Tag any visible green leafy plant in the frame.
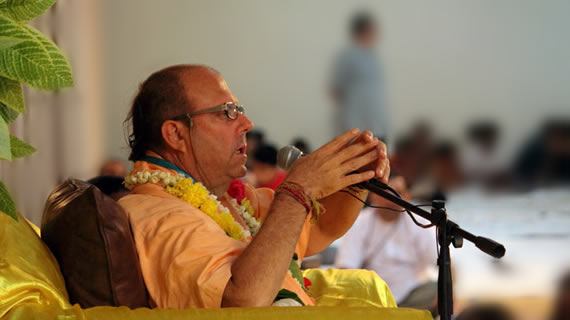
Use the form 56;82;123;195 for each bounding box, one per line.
0;0;73;221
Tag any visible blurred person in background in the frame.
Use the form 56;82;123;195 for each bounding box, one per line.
292;137;311;154
426;141;465;201
390;122;440;200
330;12;388;141
461;121;508;188
514;119;570;187
100;159;128;177
87;176;131;201
250;144;286;190
550;270;570;320
245;130;264;169
335;176;438;315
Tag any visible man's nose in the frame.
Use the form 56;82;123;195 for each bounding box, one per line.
238;114;254;133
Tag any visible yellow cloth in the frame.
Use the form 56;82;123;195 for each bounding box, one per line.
0;210;431;320
119;160;315;308
0;212;72;318
303;269;397;307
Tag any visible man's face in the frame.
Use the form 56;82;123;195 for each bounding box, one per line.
182;71;254;188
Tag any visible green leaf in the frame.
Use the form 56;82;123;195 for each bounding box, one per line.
0;180;18;221
274;289;304;306
0;15;73;90
10;134;34;158
0;103;18;123
0;35;24;50
0;0;56;22
0;76;24;112
0;115;11;160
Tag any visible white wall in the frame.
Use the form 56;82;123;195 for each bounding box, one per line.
102;0;570;163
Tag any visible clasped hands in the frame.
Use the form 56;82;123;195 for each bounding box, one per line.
285;128;390;200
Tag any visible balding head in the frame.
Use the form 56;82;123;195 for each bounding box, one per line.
125;64;220;161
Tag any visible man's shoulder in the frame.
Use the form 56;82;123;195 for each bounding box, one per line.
118;193;205;230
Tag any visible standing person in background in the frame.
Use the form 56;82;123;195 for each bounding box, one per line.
330;12;388;141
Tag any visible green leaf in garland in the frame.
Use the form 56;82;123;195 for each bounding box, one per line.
0;103;18;123
0;76;24;112
0;180;18;221
274;288;304;306
0;35;24;50
0;0;56;22
0;115;11;160
10;134;34;158
0;15;73;90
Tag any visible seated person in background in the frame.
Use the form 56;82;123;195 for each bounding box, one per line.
100;159;128;177
245;130;264;169
87;176;131;201
292;137;312;154
119;64;392;308
461;121;507;187
250;144;286;190
335;176;438;314
514;119;570;187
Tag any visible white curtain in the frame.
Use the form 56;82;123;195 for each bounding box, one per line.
0;0;103;226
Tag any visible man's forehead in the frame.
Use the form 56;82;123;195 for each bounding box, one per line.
181;68;237;109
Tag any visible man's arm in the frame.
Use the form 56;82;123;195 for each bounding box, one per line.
222;193;308;307
305;188;368;257
222;129;381;307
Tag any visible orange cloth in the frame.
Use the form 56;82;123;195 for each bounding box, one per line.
119;160;314;309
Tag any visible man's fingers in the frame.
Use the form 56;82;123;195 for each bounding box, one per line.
342;170;375;187
341;149;378;173
336;137;379;164
380;162;391;183
318;128;361;155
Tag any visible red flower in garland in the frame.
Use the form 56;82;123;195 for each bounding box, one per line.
303;277;312;290
227;179;246;202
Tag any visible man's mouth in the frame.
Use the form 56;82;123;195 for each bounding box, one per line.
237;145;246;154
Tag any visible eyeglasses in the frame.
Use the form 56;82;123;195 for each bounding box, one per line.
171;102;245;122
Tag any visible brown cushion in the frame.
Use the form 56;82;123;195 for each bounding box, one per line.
41;178;150;308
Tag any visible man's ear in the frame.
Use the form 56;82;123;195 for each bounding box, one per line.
161;120;188;152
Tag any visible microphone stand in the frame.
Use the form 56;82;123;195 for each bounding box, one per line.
354;180;506;320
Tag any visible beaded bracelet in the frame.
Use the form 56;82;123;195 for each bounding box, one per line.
276;181;325;223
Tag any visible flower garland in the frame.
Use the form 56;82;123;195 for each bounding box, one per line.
124;171;260;241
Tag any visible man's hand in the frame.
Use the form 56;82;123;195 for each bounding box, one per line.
285;128;382;200
349;130;390;183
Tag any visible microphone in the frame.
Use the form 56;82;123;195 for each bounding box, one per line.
277;145;304;170
277;145;390;190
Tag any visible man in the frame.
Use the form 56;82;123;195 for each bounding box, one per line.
335;176;438;314
330;13;388;140
119;65;391;308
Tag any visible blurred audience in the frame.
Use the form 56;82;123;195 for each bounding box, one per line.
330;12;388;139
429;141;465;200
514;119;570;187
100;159;128;177
292;137;312;154
461;121;508;187
550;270;570;320
246;130;265;169
335;176;438;315
87;176;131;201
250;144;286;190
456;303;515;320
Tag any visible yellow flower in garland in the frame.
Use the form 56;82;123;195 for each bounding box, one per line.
166;178;246;241
241;199;255;217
